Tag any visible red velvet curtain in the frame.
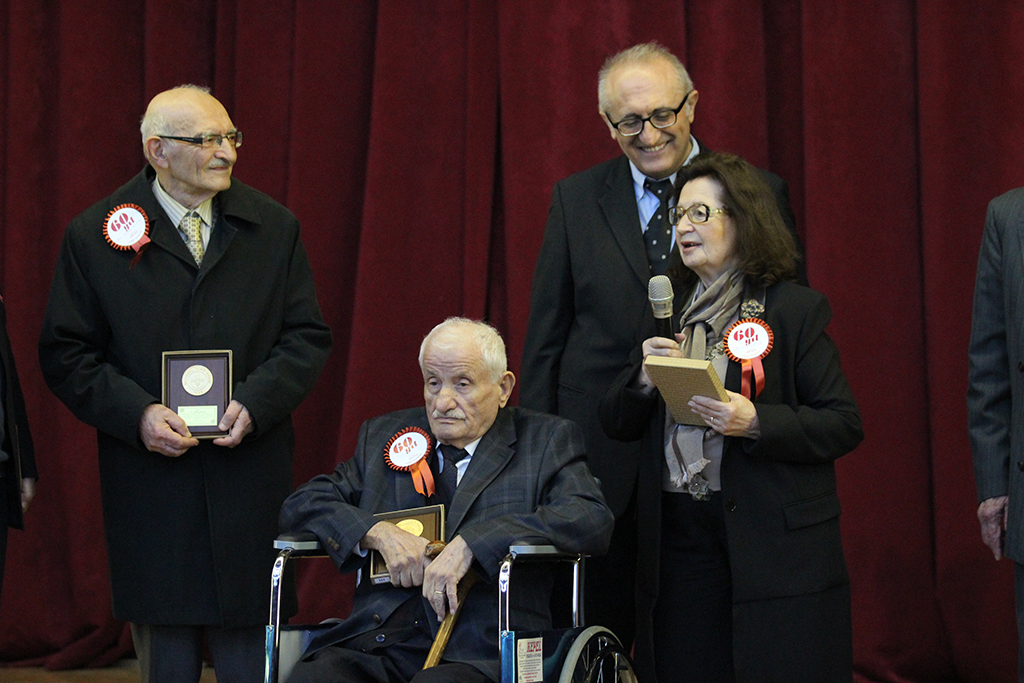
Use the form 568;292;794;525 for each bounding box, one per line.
1;1;1019;681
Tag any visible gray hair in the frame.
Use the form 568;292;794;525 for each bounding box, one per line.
597;42;693;113
139;84;212;142
419;317;507;382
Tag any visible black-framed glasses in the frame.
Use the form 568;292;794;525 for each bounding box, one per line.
605;91;692;137
670;203;728;225
159;130;243;149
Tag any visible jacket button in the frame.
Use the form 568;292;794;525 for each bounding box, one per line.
1018;462;1024;472
726;499;737;512
1018;361;1024;373
376;634;386;643
372;614;382;624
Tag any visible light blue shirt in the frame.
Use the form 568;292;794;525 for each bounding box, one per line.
629;135;701;249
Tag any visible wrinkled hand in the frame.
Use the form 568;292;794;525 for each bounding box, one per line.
213;400;253;448
362;521;431;588
978;496;1009;560
140;404;199;457
423;535;475;621
638;335;684;388
21;477;36;513
689;390;760;438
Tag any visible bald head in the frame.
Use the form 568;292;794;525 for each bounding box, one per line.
141;85;238;209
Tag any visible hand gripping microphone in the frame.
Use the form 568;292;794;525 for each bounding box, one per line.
648;275;674;339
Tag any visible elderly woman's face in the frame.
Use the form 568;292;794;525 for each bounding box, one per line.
675;177;738;286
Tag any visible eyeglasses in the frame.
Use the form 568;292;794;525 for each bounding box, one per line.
158;130;243;148
605;91;692;137
670;203;729;225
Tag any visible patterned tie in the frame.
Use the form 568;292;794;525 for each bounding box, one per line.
181;211;204;266
644;178;674;276
436;447;464;508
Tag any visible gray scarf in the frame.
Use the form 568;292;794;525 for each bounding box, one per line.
664;269;744;497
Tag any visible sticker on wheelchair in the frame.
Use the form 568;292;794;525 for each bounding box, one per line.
516;637;544;682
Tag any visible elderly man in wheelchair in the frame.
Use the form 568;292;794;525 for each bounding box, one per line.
274;318;620;683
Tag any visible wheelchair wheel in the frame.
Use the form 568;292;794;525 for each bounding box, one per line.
557;626;638;683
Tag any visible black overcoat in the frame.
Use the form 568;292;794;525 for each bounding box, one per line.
39;167;331;626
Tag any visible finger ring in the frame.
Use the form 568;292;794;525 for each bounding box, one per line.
434;590;444;593
710;416;715;424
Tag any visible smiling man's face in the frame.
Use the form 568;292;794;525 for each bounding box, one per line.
602;57;696;180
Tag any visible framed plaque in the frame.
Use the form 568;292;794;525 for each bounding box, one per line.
368;504;445;585
162;350;233;439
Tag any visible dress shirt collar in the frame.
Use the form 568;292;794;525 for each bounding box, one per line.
151;177;214;230
628;134;701;203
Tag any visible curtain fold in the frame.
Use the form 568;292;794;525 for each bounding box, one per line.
1;2;1018;680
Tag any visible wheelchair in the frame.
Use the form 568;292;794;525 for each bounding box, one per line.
265;532;637;683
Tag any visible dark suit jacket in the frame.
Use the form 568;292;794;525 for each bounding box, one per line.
599;281;862;683
39;166;332;625
520;149;800;516
1;295;35;531
969;187;1024;563
279;406;613;682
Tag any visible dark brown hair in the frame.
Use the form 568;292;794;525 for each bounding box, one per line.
671;151;799;287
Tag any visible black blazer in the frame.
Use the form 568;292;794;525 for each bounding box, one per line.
599;280;862;682
520;148;800;516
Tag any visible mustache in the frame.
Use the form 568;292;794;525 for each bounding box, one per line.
432;408;466;420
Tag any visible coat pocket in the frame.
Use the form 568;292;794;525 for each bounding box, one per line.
782;490;841;530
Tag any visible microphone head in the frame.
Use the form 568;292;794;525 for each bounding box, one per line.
648;275;673;302
648;275;674;320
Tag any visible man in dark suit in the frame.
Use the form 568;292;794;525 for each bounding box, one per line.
280;318;613;683
968;186;1024;680
520;42;799;645
39;85;331;683
0;293;37;601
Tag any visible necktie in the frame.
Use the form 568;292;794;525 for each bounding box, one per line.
181;211;204;266
644;178;674;276
436;447;464;507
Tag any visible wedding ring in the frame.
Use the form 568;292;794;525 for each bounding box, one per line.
710;416;715;424
434;590;444;593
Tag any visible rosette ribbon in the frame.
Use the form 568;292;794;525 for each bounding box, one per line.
384;427;436;497
723;318;774;401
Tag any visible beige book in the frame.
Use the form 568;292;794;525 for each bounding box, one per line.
644;355;730;426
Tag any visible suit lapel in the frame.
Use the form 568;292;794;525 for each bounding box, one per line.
444;409;516;537
598;156;652;288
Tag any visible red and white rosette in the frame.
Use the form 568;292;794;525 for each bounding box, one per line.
103;204;151;268
384;426;436;497
723;318;774;400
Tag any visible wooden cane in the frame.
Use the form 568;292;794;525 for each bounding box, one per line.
422;541;480;669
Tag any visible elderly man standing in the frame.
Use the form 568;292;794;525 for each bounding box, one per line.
519;42;800;645
38;85;331;683
280;318;613;683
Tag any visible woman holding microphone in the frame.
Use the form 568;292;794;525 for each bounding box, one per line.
600;152;862;683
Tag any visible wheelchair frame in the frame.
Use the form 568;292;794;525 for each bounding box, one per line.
265;533;635;683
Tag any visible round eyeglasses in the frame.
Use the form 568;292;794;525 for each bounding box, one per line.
670;203;729;225
158;131;243;149
605;91;692;137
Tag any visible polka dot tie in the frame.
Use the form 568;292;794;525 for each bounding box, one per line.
644;178;673;276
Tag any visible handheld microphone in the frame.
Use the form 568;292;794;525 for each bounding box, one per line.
648;275;674;339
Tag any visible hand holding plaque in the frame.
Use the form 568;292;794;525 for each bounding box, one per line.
162;350;233;438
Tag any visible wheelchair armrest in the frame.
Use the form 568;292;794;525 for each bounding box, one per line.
500;543;586;633
274;531;328;558
508;544;580;561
